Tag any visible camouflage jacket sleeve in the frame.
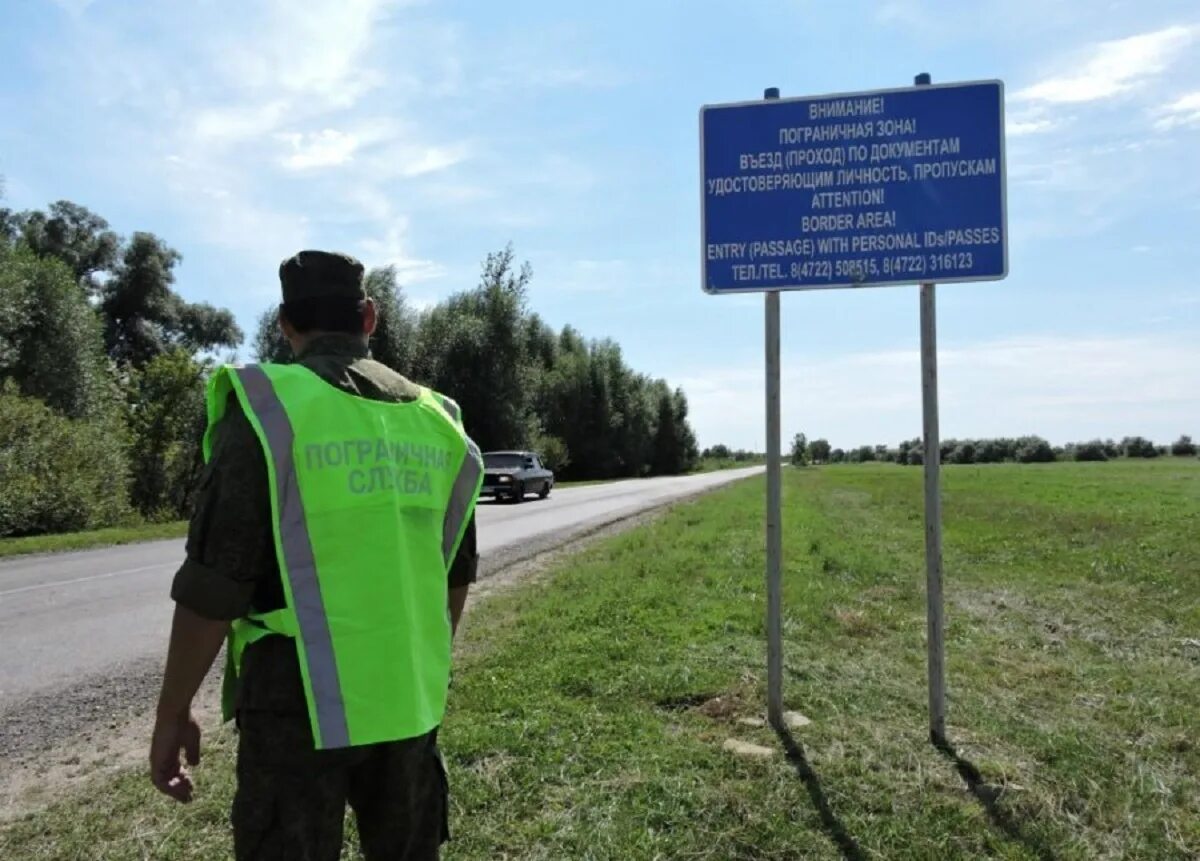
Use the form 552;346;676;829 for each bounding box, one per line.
448;513;478;588
170;395;274;621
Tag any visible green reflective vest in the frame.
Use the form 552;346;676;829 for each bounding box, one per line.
206;362;482;750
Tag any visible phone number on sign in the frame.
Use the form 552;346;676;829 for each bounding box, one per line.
882;255;927;276
788;253;978;282
929;252;975;271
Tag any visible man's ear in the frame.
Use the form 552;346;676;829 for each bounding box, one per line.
278;305;296;340
363;298;378;337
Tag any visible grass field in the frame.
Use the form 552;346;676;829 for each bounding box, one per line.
2;459;1197;859
0;520;188;560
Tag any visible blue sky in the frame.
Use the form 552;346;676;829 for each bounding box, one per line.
2;0;1197;450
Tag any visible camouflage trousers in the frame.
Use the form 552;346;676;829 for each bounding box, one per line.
232;709;449;861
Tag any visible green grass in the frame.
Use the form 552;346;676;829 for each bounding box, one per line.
697;456;766;472
2;459;1197;859
0;520;187;560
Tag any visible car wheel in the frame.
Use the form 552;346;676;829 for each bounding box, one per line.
539;480;551;499
511;481;525;503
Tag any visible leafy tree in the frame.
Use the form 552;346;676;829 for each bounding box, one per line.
1120;436;1158;458
807;438;831;463
0;382;130;536
6;200;119;291
830;448;846;463
1170;435;1196;456
101;232;241;367
531;434;570;473
0;243;117;420
650;386;697;475
1073;440;1108;462
790;432;809;466
949;441;976;464
413;245;537;451
253;307;292;363
975;439;1007;464
126;350;209;519
366;265;417;374
1016;436;1055;463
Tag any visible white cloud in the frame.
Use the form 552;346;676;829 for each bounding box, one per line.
1153;91;1200;130
356;140;474;181
193;102;290;145
357;217;445;284
1015;25;1196;104
678;335;1200;450
279;130;361;170
215;0;404;108
1008;116;1057;136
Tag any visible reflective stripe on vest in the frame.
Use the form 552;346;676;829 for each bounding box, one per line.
236;365;352;749
434;393;480;564
213;363;483;749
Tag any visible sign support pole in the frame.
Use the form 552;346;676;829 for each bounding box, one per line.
915;72;947;745
763;86;785;731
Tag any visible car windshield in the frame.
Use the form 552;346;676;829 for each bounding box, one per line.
484;453;527;469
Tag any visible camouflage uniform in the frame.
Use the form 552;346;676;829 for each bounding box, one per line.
171;252;476;861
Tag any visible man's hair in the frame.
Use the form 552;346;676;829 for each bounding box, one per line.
279;296;367;335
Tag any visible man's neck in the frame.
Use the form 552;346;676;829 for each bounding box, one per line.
292;332;370;360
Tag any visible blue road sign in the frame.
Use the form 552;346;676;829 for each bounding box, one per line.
701;81;1007;293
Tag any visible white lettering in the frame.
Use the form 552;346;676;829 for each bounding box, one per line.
912;158;998;180
808;96;886;119
811;188;886;209
855;210;897;229
801;214;854;233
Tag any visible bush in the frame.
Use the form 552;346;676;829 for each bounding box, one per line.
949;441;976;464
1016;436;1055;463
0;383;131;536
1120;436;1153;458
532;434;570;473
126;350;208;520
975;439;1007;463
1073;440;1108;462
790;433;809;467
1171;435;1196;457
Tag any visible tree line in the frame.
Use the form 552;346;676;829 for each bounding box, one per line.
788;433;1198;466
0;195;698;538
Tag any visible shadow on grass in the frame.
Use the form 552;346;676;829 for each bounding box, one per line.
774;724;866;861
934;737;1058;861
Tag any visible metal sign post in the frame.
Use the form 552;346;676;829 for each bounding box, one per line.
915;72;947;745
766;284;783;728
700;76;1006;742
764;83;785;730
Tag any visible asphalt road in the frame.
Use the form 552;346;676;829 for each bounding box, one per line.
0;468;761;729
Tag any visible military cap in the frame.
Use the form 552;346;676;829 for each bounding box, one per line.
279;250;366;303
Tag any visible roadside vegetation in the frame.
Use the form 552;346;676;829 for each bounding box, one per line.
0;521;188;560
0;194;699;544
3;459;1196;859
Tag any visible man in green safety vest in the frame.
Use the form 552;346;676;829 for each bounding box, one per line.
149;250;483;860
